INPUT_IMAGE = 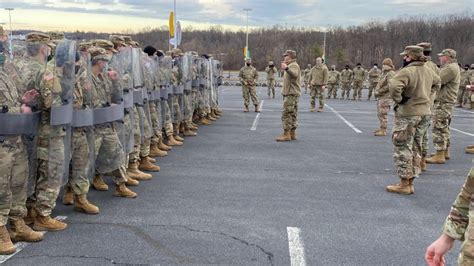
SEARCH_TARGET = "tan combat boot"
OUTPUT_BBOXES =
[386,178,412,195]
[408,178,415,194]
[420,156,427,171]
[200,116,211,125]
[425,150,446,164]
[317,106,324,112]
[139,157,160,172]
[148,157,156,163]
[114,183,137,198]
[0,226,15,255]
[255,105,261,113]
[74,194,99,215]
[189,124,199,131]
[466,145,474,154]
[207,114,217,121]
[310,107,315,112]
[158,140,172,151]
[33,215,67,231]
[290,129,297,140]
[127,161,152,181]
[167,134,183,146]
[213,109,221,118]
[444,147,450,160]
[184,128,197,136]
[62,186,74,205]
[374,129,387,136]
[24,208,36,225]
[9,219,44,242]
[243,105,249,112]
[149,143,167,157]
[92,175,109,191]
[126,176,139,186]
[276,130,292,142]
[174,134,184,142]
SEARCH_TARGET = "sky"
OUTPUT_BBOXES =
[0,0,471,33]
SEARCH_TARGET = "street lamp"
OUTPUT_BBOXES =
[5,8,14,59]
[243,8,252,59]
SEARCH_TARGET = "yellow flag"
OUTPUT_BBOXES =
[169,12,175,37]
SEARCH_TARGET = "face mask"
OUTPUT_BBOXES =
[345,67,349,70]
[357,66,361,68]
[403,59,410,67]
[0,53,5,66]
[332,68,335,71]
[373,66,378,69]
[246,63,251,66]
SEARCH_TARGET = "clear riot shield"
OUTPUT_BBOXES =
[192,56,201,92]
[164,56,175,122]
[140,52,154,139]
[119,47,135,154]
[201,57,211,111]
[49,39,75,187]
[71,52,95,181]
[175,57,185,122]
[131,48,150,143]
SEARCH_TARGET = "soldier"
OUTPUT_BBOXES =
[386,45,440,195]
[373,58,396,136]
[327,65,340,99]
[457,64,470,107]
[0,34,44,255]
[352,63,366,100]
[276,50,300,142]
[340,65,353,99]
[170,48,186,141]
[265,61,277,99]
[238,58,260,112]
[367,63,382,100]
[308,57,328,112]
[425,167,474,266]
[425,49,461,164]
[303,64,311,94]
[465,64,474,109]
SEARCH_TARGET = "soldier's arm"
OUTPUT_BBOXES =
[286,64,299,80]
[439,65,455,86]
[443,167,474,241]
[431,70,442,95]
[323,68,329,85]
[254,69,258,81]
[388,70,408,104]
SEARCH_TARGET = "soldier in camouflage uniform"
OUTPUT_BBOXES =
[238,58,260,113]
[303,64,311,94]
[425,167,474,266]
[340,65,353,99]
[386,45,440,195]
[308,57,328,112]
[265,61,277,99]
[0,35,44,254]
[457,64,470,108]
[170,48,185,141]
[425,49,461,164]
[373,58,396,137]
[352,63,366,100]
[367,63,382,100]
[327,65,340,99]
[276,50,300,142]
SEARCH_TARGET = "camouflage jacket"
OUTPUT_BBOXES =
[353,67,366,82]
[309,64,328,86]
[303,68,311,82]
[265,66,277,80]
[374,67,396,99]
[0,66,22,142]
[460,69,470,87]
[368,68,382,82]
[239,65,258,86]
[282,59,301,96]
[435,59,461,104]
[328,70,340,85]
[340,69,353,82]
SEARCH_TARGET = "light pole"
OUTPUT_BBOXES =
[5,8,14,59]
[243,8,251,59]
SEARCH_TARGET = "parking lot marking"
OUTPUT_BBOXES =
[325,104,363,133]
[251,100,264,131]
[287,227,306,266]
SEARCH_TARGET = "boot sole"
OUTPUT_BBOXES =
[62,201,74,206]
[74,207,99,215]
[33,224,67,232]
[0,249,16,255]
[92,186,109,191]
[113,193,137,198]
[10,234,44,242]
[386,189,413,195]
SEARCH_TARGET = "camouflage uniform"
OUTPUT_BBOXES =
[327,68,340,99]
[340,68,353,99]
[303,66,311,94]
[367,67,382,100]
[374,65,395,131]
[238,64,259,108]
[458,67,469,107]
[352,66,366,100]
[421,58,440,158]
[0,66,29,225]
[442,167,474,265]
[281,58,301,131]
[265,64,277,99]
[308,63,328,110]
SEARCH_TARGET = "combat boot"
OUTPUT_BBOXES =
[199,116,211,125]
[126,176,139,186]
[62,186,74,205]
[24,208,36,225]
[149,144,167,157]
[445,147,450,160]
[466,145,474,154]
[127,161,152,181]
[189,124,199,131]
[92,175,108,191]
[9,219,44,242]
[276,130,292,142]
[74,194,99,215]
[33,215,67,231]
[408,178,415,194]
[207,114,217,121]
[139,157,160,172]
[290,129,297,140]
[158,140,172,151]
[174,134,184,142]
[386,178,412,195]
[243,105,249,112]
[317,107,324,112]
[0,226,15,255]
[255,105,261,113]
[184,129,197,136]
[114,184,137,198]
[420,156,427,171]
[425,150,446,164]
[148,157,156,163]
[167,134,183,146]
[374,129,387,136]
[310,107,315,112]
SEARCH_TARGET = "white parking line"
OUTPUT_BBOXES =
[325,104,363,134]
[251,100,264,131]
[450,127,474,137]
[0,216,67,264]
[287,227,306,266]
[456,108,474,114]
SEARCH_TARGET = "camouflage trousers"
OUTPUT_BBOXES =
[138,105,152,158]
[432,102,453,151]
[421,115,432,157]
[149,101,163,146]
[368,81,378,99]
[94,124,126,186]
[303,81,309,94]
[191,90,199,112]
[161,100,174,137]
[413,115,431,176]
[341,81,351,99]
[242,85,259,107]
[352,80,363,99]
[327,83,338,98]
[198,88,210,117]
[377,98,392,130]
[66,128,92,196]
[457,167,474,266]
[457,88,466,106]
[267,79,276,98]
[310,85,325,108]
[168,95,182,123]
[184,91,193,127]
[0,136,28,226]
[392,115,430,179]
[282,95,299,131]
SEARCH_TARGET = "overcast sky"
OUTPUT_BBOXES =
[0,0,471,32]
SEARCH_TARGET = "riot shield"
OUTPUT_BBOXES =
[140,52,154,140]
[119,47,135,154]
[49,39,75,187]
[192,56,201,92]
[165,55,176,122]
[131,48,150,143]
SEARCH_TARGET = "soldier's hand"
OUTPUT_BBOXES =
[281,62,288,70]
[108,70,119,80]
[22,89,39,104]
[425,234,454,266]
[21,104,32,114]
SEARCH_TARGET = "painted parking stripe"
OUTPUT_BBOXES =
[325,104,363,133]
[251,100,264,131]
[450,127,474,137]
[287,227,307,266]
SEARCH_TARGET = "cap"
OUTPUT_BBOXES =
[91,39,118,53]
[78,41,93,52]
[400,45,424,57]
[122,36,133,45]
[437,49,456,58]
[48,31,65,41]
[416,42,432,52]
[25,32,55,47]
[88,47,110,62]
[171,48,183,56]
[283,49,297,58]
[382,58,395,69]
[109,35,125,47]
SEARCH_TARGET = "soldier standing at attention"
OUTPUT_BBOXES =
[373,58,396,136]
[308,57,328,112]
[340,65,353,100]
[367,63,382,100]
[238,58,260,113]
[265,61,277,99]
[352,63,366,100]
[327,65,340,99]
